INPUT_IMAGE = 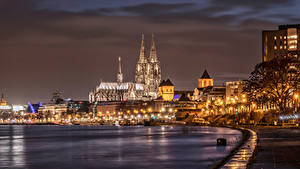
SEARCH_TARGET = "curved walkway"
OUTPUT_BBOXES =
[221,129,257,169]
[250,127,300,169]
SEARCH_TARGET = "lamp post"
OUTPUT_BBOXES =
[294,93,299,113]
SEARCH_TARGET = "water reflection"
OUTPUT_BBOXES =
[0,126,242,169]
[0,126,25,168]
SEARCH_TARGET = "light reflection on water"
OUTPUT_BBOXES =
[0,126,25,169]
[0,126,242,169]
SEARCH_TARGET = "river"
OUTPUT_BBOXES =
[0,125,242,169]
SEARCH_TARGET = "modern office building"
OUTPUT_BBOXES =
[262,24,300,62]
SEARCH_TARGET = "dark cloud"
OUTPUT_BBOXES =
[121,3,196,16]
[210,0,295,9]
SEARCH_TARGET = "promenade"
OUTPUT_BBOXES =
[250,127,300,169]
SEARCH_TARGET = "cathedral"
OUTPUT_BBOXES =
[89,34,161,103]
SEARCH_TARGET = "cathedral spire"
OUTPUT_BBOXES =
[138,33,147,63]
[149,33,158,63]
[117,56,123,83]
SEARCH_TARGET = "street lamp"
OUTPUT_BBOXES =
[294,93,299,113]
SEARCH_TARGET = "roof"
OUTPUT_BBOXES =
[159,80,166,87]
[200,70,211,79]
[159,79,174,87]
[178,93,191,101]
[97,82,144,90]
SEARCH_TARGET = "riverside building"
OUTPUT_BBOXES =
[262,24,300,62]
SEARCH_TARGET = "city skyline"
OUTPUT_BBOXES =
[1,0,300,103]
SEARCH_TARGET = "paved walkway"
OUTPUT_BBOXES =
[221,129,257,169]
[250,128,300,169]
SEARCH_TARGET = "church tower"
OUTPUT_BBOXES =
[0,94,7,106]
[117,56,123,83]
[135,33,148,84]
[146,33,161,98]
[198,70,213,88]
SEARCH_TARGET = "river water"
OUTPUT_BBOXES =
[0,125,242,169]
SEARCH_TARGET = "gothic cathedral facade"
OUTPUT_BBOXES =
[135,33,161,99]
[89,33,161,103]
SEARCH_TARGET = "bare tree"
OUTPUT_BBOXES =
[244,57,300,114]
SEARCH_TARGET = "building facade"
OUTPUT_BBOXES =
[158,79,174,101]
[135,33,161,98]
[89,34,161,103]
[225,81,247,104]
[0,94,6,106]
[198,70,213,88]
[262,24,300,62]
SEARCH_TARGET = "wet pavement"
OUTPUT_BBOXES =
[221,129,257,169]
[0,125,242,169]
[250,128,300,169]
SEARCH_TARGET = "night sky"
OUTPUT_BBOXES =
[1,0,300,104]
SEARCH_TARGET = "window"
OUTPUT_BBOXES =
[274,46,277,50]
[284,45,287,49]
[280,36,282,39]
[274,36,277,40]
[280,45,283,49]
[288,28,298,51]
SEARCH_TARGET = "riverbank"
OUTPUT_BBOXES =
[247,127,300,169]
[210,127,249,169]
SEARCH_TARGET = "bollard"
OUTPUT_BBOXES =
[217,138,227,146]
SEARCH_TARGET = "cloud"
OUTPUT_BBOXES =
[210,0,295,9]
[121,3,196,16]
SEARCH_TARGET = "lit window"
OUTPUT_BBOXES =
[280,46,283,49]
[284,36,287,39]
[274,46,277,50]
[274,36,277,40]
[284,45,287,49]
[280,36,282,39]
[284,41,287,44]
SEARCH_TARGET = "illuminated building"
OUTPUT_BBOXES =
[193,70,224,102]
[135,33,161,99]
[38,103,68,115]
[67,101,89,113]
[158,79,174,101]
[198,70,213,88]
[202,86,225,101]
[0,94,7,106]
[89,56,145,102]
[225,81,247,104]
[0,94,27,113]
[262,24,300,62]
[0,105,27,112]
[89,34,161,103]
